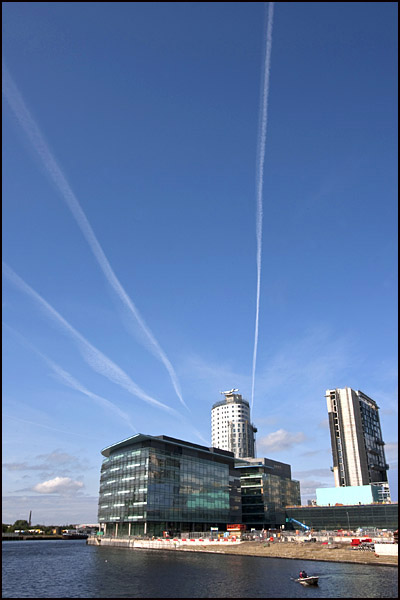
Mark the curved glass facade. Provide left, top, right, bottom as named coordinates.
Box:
left=98, top=434, right=241, bottom=536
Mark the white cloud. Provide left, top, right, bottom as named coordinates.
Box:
left=32, top=477, right=84, bottom=495
left=4, top=462, right=43, bottom=472
left=3, top=449, right=89, bottom=475
left=35, top=450, right=82, bottom=466
left=258, top=429, right=306, bottom=453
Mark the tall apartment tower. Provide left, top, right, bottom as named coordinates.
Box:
left=325, top=388, right=389, bottom=488
left=211, top=389, right=257, bottom=459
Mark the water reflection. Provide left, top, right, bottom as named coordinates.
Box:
left=2, top=541, right=398, bottom=598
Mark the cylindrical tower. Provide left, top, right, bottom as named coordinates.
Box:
left=211, top=389, right=257, bottom=459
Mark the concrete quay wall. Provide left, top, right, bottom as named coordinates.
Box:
left=87, top=537, right=398, bottom=566
left=88, top=536, right=242, bottom=550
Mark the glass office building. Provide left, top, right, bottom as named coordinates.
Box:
left=98, top=434, right=241, bottom=536
left=235, top=457, right=301, bottom=529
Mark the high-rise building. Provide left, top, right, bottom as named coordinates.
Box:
left=325, top=388, right=390, bottom=491
left=211, top=389, right=257, bottom=459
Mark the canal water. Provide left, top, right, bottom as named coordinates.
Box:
left=2, top=540, right=398, bottom=598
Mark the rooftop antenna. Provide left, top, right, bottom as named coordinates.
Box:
left=220, top=388, right=239, bottom=396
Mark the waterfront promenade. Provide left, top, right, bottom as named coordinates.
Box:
left=88, top=537, right=398, bottom=567
left=182, top=540, right=398, bottom=567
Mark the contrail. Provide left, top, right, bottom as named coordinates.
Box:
left=49, top=364, right=138, bottom=433
left=3, top=323, right=137, bottom=432
left=3, top=414, right=101, bottom=441
left=2, top=62, right=188, bottom=412
left=251, top=2, right=274, bottom=412
left=2, top=262, right=179, bottom=418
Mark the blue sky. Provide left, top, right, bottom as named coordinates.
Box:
left=2, top=2, right=398, bottom=525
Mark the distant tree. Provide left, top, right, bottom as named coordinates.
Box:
left=42, top=525, right=55, bottom=534
left=2, top=523, right=12, bottom=533
left=11, top=520, right=30, bottom=531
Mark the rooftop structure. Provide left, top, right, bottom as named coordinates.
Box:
left=211, top=390, right=257, bottom=459
left=316, top=483, right=392, bottom=507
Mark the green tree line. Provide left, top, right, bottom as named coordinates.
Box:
left=2, top=520, right=76, bottom=533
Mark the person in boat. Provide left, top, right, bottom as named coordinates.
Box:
left=299, top=570, right=308, bottom=579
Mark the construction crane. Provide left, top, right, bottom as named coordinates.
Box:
left=286, top=517, right=311, bottom=531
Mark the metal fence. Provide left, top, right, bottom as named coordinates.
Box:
left=91, top=527, right=395, bottom=542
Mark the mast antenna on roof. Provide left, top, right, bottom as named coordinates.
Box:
left=220, top=388, right=239, bottom=395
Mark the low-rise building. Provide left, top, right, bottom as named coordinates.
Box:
left=285, top=503, right=398, bottom=531
left=316, top=483, right=391, bottom=506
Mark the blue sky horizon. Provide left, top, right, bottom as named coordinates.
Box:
left=3, top=2, right=398, bottom=525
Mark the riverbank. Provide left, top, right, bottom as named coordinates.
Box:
left=88, top=537, right=398, bottom=567
left=180, top=540, right=398, bottom=567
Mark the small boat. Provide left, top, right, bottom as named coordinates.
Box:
left=295, top=576, right=319, bottom=586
